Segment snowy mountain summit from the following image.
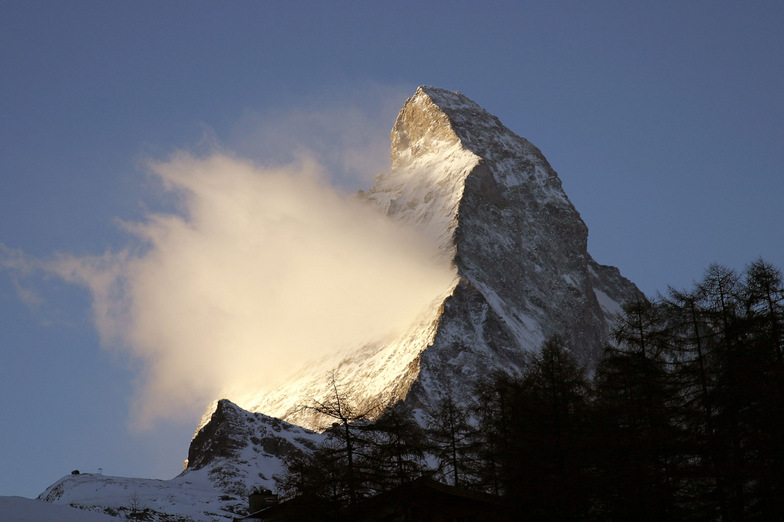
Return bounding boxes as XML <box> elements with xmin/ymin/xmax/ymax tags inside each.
<box><xmin>224</xmin><ymin>86</ymin><xmax>642</xmax><ymax>429</ymax></box>
<box><xmin>386</xmin><ymin>86</ymin><xmax>643</xmax><ymax>395</ymax></box>
<box><xmin>39</xmin><ymin>86</ymin><xmax>641</xmax><ymax>520</ymax></box>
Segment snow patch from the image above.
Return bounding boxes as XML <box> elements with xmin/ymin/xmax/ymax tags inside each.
<box><xmin>593</xmin><ymin>287</ymin><xmax>623</xmax><ymax>318</ymax></box>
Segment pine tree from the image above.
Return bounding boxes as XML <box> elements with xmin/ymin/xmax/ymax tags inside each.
<box><xmin>738</xmin><ymin>260</ymin><xmax>784</xmax><ymax>517</ymax></box>
<box><xmin>663</xmin><ymin>285</ymin><xmax>724</xmax><ymax>518</ymax></box>
<box><xmin>501</xmin><ymin>336</ymin><xmax>591</xmax><ymax>519</ymax></box>
<box><xmin>427</xmin><ymin>389</ymin><xmax>474</xmax><ymax>487</ymax></box>
<box><xmin>470</xmin><ymin>372</ymin><xmax>517</xmax><ymax>495</ymax></box>
<box><xmin>592</xmin><ymin>343</ymin><xmax>681</xmax><ymax>519</ymax></box>
<box><xmin>304</xmin><ymin>372</ymin><xmax>378</xmax><ymax>505</ymax></box>
<box><xmin>362</xmin><ymin>402</ymin><xmax>427</xmax><ymax>491</ymax></box>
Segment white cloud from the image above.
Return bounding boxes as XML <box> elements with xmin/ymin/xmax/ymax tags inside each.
<box><xmin>28</xmin><ymin>152</ymin><xmax>455</xmax><ymax>428</ymax></box>
<box><xmin>229</xmin><ymin>82</ymin><xmax>410</xmax><ymax>188</ymax></box>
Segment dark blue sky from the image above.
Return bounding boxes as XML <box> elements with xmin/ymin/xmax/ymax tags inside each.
<box><xmin>1</xmin><ymin>1</ymin><xmax>782</xmax><ymax>498</ymax></box>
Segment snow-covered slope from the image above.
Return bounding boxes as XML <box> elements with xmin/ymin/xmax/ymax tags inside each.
<box><xmin>39</xmin><ymin>86</ymin><xmax>642</xmax><ymax>520</ymax></box>
<box><xmin>38</xmin><ymin>401</ymin><xmax>322</xmax><ymax>521</ymax></box>
<box><xmin>0</xmin><ymin>496</ymin><xmax>118</xmax><ymax>522</ymax></box>
<box><xmin>39</xmin><ymin>472</ymin><xmax>236</xmax><ymax>521</ymax></box>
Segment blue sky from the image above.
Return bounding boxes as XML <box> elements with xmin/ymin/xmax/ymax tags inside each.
<box><xmin>1</xmin><ymin>1</ymin><xmax>783</xmax><ymax>498</ymax></box>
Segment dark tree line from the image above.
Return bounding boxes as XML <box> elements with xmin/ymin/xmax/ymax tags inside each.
<box><xmin>277</xmin><ymin>260</ymin><xmax>784</xmax><ymax>521</ymax></box>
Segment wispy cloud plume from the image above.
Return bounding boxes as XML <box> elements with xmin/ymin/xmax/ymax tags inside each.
<box><xmin>4</xmin><ymin>151</ymin><xmax>455</xmax><ymax>428</ymax></box>
<box><xmin>229</xmin><ymin>82</ymin><xmax>410</xmax><ymax>188</ymax></box>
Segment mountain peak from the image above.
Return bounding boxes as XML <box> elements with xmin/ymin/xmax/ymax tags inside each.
<box><xmin>399</xmin><ymin>86</ymin><xmax>544</xmax><ymax>172</ymax></box>
<box><xmin>239</xmin><ymin>86</ymin><xmax>642</xmax><ymax>426</ymax></box>
<box><xmin>415</xmin><ymin>86</ymin><xmax>485</xmax><ymax>114</ymax></box>
<box><xmin>390</xmin><ymin>85</ymin><xmax>510</xmax><ymax>167</ymax></box>
<box><xmin>40</xmin><ymin>86</ymin><xmax>643</xmax><ymax>519</ymax></box>
<box><xmin>369</xmin><ymin>86</ymin><xmax>641</xmax><ymax>403</ymax></box>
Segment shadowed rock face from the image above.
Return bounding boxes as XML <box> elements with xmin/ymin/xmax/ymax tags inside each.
<box><xmin>366</xmin><ymin>86</ymin><xmax>642</xmax><ymax>409</ymax></box>
<box><xmin>187</xmin><ymin>400</ymin><xmax>319</xmax><ymax>471</ymax></box>
<box><xmin>187</xmin><ymin>399</ymin><xmax>322</xmax><ymax>495</ymax></box>
<box><xmin>188</xmin><ymin>400</ymin><xmax>251</xmax><ymax>470</ymax></box>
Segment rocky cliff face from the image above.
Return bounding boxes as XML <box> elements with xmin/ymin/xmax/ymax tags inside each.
<box><xmin>186</xmin><ymin>400</ymin><xmax>321</xmax><ymax>495</ymax></box>
<box><xmin>363</xmin><ymin>86</ymin><xmax>641</xmax><ymax>410</ymax></box>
